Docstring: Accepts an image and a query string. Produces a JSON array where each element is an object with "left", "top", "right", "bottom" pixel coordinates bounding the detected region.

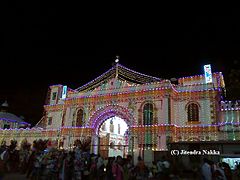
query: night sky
[{"left": 1, "top": 5, "right": 240, "bottom": 125}]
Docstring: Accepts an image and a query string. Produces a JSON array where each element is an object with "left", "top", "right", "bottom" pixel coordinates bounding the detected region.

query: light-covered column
[
  {"left": 91, "top": 134, "right": 99, "bottom": 155},
  {"left": 157, "top": 135, "right": 161, "bottom": 150},
  {"left": 160, "top": 135, "right": 167, "bottom": 150},
  {"left": 133, "top": 136, "right": 139, "bottom": 165}
]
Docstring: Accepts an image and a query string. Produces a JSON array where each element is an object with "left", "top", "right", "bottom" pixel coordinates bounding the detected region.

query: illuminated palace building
[{"left": 1, "top": 59, "right": 240, "bottom": 165}]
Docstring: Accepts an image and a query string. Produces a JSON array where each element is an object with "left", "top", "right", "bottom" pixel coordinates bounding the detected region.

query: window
[
  {"left": 76, "top": 109, "right": 84, "bottom": 127},
  {"left": 48, "top": 117, "right": 52, "bottom": 125},
  {"left": 187, "top": 103, "right": 199, "bottom": 121},
  {"left": 52, "top": 92, "right": 57, "bottom": 100},
  {"left": 144, "top": 131, "right": 152, "bottom": 147},
  {"left": 3, "top": 124, "right": 10, "bottom": 129},
  {"left": 143, "top": 103, "right": 153, "bottom": 125}
]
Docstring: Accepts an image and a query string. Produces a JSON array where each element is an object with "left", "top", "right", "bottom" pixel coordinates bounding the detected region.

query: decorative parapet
[
  {"left": 220, "top": 100, "right": 240, "bottom": 111},
  {"left": 61, "top": 126, "right": 93, "bottom": 136}
]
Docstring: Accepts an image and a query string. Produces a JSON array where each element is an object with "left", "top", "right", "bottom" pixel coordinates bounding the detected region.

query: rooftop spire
[
  {"left": 115, "top": 55, "right": 119, "bottom": 78},
  {"left": 115, "top": 55, "right": 119, "bottom": 63}
]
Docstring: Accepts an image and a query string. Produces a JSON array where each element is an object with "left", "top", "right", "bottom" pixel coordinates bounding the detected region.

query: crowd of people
[
  {"left": 0, "top": 144, "right": 171, "bottom": 179},
  {"left": 0, "top": 139, "right": 240, "bottom": 179},
  {"left": 200, "top": 157, "right": 240, "bottom": 180}
]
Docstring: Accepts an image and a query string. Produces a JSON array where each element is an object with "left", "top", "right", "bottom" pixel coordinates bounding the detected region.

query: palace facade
[{"left": 1, "top": 60, "right": 240, "bottom": 165}]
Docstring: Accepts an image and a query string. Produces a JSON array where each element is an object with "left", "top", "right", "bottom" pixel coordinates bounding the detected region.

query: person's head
[
  {"left": 203, "top": 158, "right": 208, "bottom": 163},
  {"left": 222, "top": 162, "right": 230, "bottom": 169},
  {"left": 117, "top": 155, "right": 122, "bottom": 161}
]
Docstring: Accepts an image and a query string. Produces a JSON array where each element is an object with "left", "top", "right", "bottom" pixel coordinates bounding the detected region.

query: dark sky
[{"left": 1, "top": 5, "right": 240, "bottom": 125}]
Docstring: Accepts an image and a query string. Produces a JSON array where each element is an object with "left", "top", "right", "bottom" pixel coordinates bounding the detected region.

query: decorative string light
[{"left": 0, "top": 63, "right": 238, "bottom": 154}]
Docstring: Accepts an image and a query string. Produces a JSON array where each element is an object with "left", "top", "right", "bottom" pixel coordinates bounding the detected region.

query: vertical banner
[
  {"left": 204, "top": 64, "right": 213, "bottom": 83},
  {"left": 62, "top": 85, "right": 67, "bottom": 99}
]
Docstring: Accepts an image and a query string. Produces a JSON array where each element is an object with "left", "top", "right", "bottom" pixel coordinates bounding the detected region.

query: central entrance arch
[
  {"left": 89, "top": 105, "right": 134, "bottom": 156},
  {"left": 98, "top": 116, "right": 128, "bottom": 158}
]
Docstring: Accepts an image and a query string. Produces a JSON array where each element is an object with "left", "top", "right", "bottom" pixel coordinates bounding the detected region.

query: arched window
[
  {"left": 187, "top": 103, "right": 199, "bottom": 121},
  {"left": 76, "top": 109, "right": 84, "bottom": 127},
  {"left": 143, "top": 103, "right": 153, "bottom": 125}
]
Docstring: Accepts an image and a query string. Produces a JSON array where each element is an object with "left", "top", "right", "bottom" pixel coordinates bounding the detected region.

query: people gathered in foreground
[{"left": 0, "top": 140, "right": 240, "bottom": 179}]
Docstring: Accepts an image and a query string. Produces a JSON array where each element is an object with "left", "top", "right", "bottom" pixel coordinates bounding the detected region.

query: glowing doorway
[{"left": 99, "top": 116, "right": 128, "bottom": 158}]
